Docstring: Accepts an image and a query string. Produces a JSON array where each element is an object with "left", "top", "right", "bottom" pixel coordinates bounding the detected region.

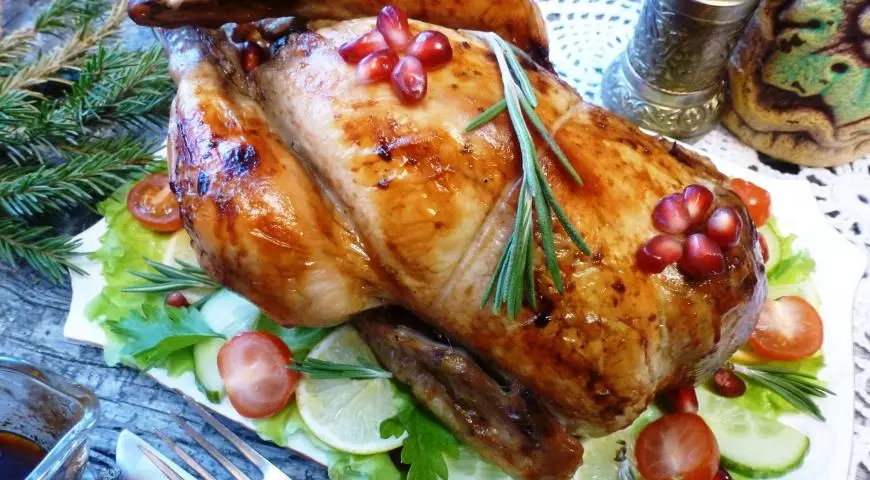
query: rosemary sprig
[
  {"left": 733, "top": 363, "right": 833, "bottom": 421},
  {"left": 123, "top": 258, "right": 221, "bottom": 294},
  {"left": 290, "top": 357, "right": 393, "bottom": 380},
  {"left": 469, "top": 33, "right": 590, "bottom": 319}
]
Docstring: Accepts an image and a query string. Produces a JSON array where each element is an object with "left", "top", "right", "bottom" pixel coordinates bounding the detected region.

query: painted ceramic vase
[{"left": 723, "top": 0, "right": 870, "bottom": 167}]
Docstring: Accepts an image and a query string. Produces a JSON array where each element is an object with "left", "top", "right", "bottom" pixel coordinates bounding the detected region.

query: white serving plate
[{"left": 64, "top": 159, "right": 867, "bottom": 479}]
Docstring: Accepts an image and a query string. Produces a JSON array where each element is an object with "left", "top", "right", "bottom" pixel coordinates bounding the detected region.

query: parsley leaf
[
  {"left": 380, "top": 394, "right": 459, "bottom": 480},
  {"left": 104, "top": 304, "right": 220, "bottom": 370}
]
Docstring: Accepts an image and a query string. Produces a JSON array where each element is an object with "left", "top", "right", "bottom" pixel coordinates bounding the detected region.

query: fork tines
[{"left": 144, "top": 393, "right": 292, "bottom": 480}]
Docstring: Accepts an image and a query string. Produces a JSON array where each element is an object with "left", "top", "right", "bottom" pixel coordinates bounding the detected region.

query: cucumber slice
[
  {"left": 194, "top": 338, "right": 226, "bottom": 403},
  {"left": 758, "top": 225, "right": 781, "bottom": 271},
  {"left": 698, "top": 389, "right": 809, "bottom": 478},
  {"left": 200, "top": 289, "right": 260, "bottom": 338}
]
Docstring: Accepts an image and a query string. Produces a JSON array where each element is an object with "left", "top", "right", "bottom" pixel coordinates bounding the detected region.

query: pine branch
[
  {"left": 0, "top": 0, "right": 125, "bottom": 99},
  {"left": 0, "top": 136, "right": 162, "bottom": 216},
  {"left": 0, "top": 30, "right": 37, "bottom": 70},
  {"left": 0, "top": 217, "right": 83, "bottom": 282},
  {"left": 0, "top": 0, "right": 175, "bottom": 284},
  {"left": 1, "top": 44, "right": 172, "bottom": 165}
]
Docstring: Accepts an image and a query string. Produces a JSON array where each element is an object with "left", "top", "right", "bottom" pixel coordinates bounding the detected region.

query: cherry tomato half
[
  {"left": 635, "top": 413, "right": 720, "bottom": 480},
  {"left": 127, "top": 173, "right": 182, "bottom": 233},
  {"left": 217, "top": 332, "right": 299, "bottom": 419},
  {"left": 748, "top": 296, "right": 823, "bottom": 361},
  {"left": 730, "top": 178, "right": 771, "bottom": 227}
]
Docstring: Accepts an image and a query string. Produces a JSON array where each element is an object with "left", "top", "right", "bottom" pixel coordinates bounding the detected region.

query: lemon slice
[
  {"left": 296, "top": 326, "right": 406, "bottom": 454},
  {"left": 162, "top": 230, "right": 199, "bottom": 266}
]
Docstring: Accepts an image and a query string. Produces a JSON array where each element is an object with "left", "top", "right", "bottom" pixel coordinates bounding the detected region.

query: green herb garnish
[
  {"left": 290, "top": 357, "right": 393, "bottom": 380},
  {"left": 103, "top": 303, "right": 220, "bottom": 370},
  {"left": 467, "top": 33, "right": 590, "bottom": 319},
  {"left": 123, "top": 258, "right": 220, "bottom": 295},
  {"left": 733, "top": 363, "right": 833, "bottom": 421},
  {"left": 380, "top": 393, "right": 459, "bottom": 480}
]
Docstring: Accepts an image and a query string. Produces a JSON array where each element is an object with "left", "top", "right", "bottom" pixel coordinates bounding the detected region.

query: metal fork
[{"left": 140, "top": 393, "right": 292, "bottom": 480}]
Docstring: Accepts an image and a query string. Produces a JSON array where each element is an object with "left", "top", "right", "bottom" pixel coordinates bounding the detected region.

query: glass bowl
[{"left": 0, "top": 356, "right": 99, "bottom": 480}]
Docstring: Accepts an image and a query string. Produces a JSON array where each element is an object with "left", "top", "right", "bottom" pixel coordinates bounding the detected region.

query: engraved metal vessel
[{"left": 602, "top": 0, "right": 759, "bottom": 138}]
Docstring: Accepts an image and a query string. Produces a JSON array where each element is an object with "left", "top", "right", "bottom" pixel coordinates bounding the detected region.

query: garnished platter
[
  {"left": 58, "top": 2, "right": 868, "bottom": 479},
  {"left": 64, "top": 148, "right": 866, "bottom": 479}
]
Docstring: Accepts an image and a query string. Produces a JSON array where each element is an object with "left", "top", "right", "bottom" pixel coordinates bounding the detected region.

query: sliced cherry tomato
[
  {"left": 217, "top": 332, "right": 299, "bottom": 419},
  {"left": 127, "top": 173, "right": 182, "bottom": 233},
  {"left": 730, "top": 178, "right": 771, "bottom": 226},
  {"left": 748, "top": 296, "right": 823, "bottom": 361},
  {"left": 635, "top": 413, "right": 720, "bottom": 480}
]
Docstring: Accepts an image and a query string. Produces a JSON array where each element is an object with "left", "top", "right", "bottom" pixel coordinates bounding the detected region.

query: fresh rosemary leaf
[
  {"left": 517, "top": 93, "right": 583, "bottom": 185},
  {"left": 465, "top": 99, "right": 506, "bottom": 132},
  {"left": 533, "top": 180, "right": 563, "bottom": 293},
  {"left": 123, "top": 258, "right": 220, "bottom": 294},
  {"left": 470, "top": 33, "right": 591, "bottom": 318},
  {"left": 534, "top": 161, "right": 592, "bottom": 256},
  {"left": 733, "top": 363, "right": 832, "bottom": 421},
  {"left": 496, "top": 36, "right": 537, "bottom": 108},
  {"left": 290, "top": 357, "right": 393, "bottom": 380}
]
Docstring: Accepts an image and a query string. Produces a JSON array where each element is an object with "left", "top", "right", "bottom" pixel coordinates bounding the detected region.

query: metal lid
[{"left": 662, "top": 0, "right": 759, "bottom": 23}]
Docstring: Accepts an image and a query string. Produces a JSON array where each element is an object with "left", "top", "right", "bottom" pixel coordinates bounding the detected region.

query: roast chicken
[{"left": 133, "top": 1, "right": 767, "bottom": 477}]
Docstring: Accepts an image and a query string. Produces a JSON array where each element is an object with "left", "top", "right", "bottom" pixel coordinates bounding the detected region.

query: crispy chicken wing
[{"left": 154, "top": 5, "right": 766, "bottom": 477}]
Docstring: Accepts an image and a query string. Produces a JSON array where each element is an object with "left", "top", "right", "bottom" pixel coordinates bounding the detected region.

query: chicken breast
[{"left": 156, "top": 8, "right": 766, "bottom": 477}]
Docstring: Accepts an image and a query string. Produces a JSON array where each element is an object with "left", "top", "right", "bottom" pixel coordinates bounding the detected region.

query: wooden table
[{"left": 1, "top": 1, "right": 327, "bottom": 478}]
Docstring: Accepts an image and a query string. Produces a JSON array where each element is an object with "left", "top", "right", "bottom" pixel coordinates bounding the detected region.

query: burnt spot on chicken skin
[{"left": 355, "top": 308, "right": 583, "bottom": 480}]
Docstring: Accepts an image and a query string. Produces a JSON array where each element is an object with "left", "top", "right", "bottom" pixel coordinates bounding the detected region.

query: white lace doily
[{"left": 536, "top": 0, "right": 870, "bottom": 477}]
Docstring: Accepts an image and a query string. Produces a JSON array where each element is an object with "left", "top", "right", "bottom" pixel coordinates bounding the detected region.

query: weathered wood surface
[{"left": 1, "top": 2, "right": 328, "bottom": 478}]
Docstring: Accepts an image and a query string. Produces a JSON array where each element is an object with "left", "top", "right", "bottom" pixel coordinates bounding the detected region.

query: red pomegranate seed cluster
[
  {"left": 637, "top": 184, "right": 742, "bottom": 277},
  {"left": 338, "top": 5, "right": 453, "bottom": 103}
]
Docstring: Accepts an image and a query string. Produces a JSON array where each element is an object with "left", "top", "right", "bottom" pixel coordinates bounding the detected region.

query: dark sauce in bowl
[{"left": 0, "top": 431, "right": 46, "bottom": 480}]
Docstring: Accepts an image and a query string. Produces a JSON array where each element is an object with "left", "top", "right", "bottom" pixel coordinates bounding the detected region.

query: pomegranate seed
[
  {"left": 636, "top": 235, "right": 683, "bottom": 273},
  {"left": 356, "top": 49, "right": 399, "bottom": 84},
  {"left": 377, "top": 5, "right": 412, "bottom": 51},
  {"left": 658, "top": 386, "right": 699, "bottom": 413},
  {"left": 714, "top": 467, "right": 733, "bottom": 480},
  {"left": 241, "top": 42, "right": 267, "bottom": 73},
  {"left": 339, "top": 30, "right": 388, "bottom": 64},
  {"left": 165, "top": 291, "right": 190, "bottom": 308},
  {"left": 706, "top": 206, "right": 742, "bottom": 248},
  {"left": 682, "top": 184, "right": 714, "bottom": 225},
  {"left": 652, "top": 193, "right": 691, "bottom": 234},
  {"left": 391, "top": 56, "right": 427, "bottom": 104},
  {"left": 680, "top": 233, "right": 726, "bottom": 277},
  {"left": 406, "top": 30, "right": 453, "bottom": 69},
  {"left": 712, "top": 368, "right": 746, "bottom": 398},
  {"left": 759, "top": 234, "right": 770, "bottom": 263}
]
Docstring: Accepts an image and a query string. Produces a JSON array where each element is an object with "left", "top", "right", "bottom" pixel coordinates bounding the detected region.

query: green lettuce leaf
[
  {"left": 85, "top": 184, "right": 175, "bottom": 364},
  {"left": 104, "top": 304, "right": 220, "bottom": 370},
  {"left": 380, "top": 392, "right": 459, "bottom": 480},
  {"left": 164, "top": 347, "right": 196, "bottom": 378},
  {"left": 328, "top": 453, "right": 402, "bottom": 480},
  {"left": 765, "top": 218, "right": 815, "bottom": 286}
]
